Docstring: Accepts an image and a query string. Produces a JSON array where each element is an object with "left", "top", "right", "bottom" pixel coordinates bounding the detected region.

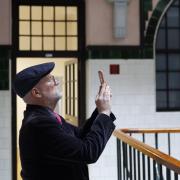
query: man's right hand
[{"left": 95, "top": 83, "right": 111, "bottom": 116}]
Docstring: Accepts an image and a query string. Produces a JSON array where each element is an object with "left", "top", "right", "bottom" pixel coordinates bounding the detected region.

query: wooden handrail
[
  {"left": 113, "top": 129, "right": 180, "bottom": 174},
  {"left": 121, "top": 128, "right": 180, "bottom": 134}
]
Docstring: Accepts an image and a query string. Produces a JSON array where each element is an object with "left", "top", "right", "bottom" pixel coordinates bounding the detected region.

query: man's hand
[{"left": 95, "top": 83, "right": 111, "bottom": 116}]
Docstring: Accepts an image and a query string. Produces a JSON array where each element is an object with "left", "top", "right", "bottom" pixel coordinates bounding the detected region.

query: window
[
  {"left": 19, "top": 5, "right": 78, "bottom": 51},
  {"left": 156, "top": 0, "right": 180, "bottom": 110},
  {"left": 65, "top": 60, "right": 78, "bottom": 126}
]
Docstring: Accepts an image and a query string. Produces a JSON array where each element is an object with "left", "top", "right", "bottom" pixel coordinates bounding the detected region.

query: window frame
[{"left": 156, "top": 0, "right": 180, "bottom": 111}]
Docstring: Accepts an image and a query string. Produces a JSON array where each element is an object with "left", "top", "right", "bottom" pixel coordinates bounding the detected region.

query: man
[{"left": 13, "top": 62, "right": 116, "bottom": 180}]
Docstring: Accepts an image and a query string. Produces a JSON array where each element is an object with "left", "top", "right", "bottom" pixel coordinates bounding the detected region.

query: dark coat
[{"left": 19, "top": 104, "right": 116, "bottom": 180}]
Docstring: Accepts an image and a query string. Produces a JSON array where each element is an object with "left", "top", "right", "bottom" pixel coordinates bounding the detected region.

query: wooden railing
[{"left": 114, "top": 128, "right": 180, "bottom": 180}]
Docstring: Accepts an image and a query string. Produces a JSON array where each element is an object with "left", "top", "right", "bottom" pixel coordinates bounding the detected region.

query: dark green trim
[
  {"left": 145, "top": 0, "right": 171, "bottom": 47},
  {"left": 86, "top": 46, "right": 153, "bottom": 59},
  {"left": 0, "top": 46, "right": 11, "bottom": 90},
  {"left": 144, "top": 0, "right": 153, "bottom": 20}
]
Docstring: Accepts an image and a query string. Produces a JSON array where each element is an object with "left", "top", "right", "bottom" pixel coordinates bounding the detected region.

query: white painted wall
[
  {"left": 86, "top": 59, "right": 180, "bottom": 180},
  {"left": 0, "top": 91, "right": 11, "bottom": 180}
]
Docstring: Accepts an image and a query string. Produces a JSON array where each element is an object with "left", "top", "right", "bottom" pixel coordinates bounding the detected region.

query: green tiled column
[{"left": 0, "top": 47, "right": 10, "bottom": 90}]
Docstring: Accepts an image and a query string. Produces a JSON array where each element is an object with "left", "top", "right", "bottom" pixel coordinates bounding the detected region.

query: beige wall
[
  {"left": 0, "top": 0, "right": 140, "bottom": 46},
  {"left": 86, "top": 0, "right": 140, "bottom": 45},
  {"left": 0, "top": 0, "right": 11, "bottom": 45}
]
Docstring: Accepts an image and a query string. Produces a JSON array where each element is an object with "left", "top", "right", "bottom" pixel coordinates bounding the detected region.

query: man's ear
[{"left": 31, "top": 88, "right": 42, "bottom": 98}]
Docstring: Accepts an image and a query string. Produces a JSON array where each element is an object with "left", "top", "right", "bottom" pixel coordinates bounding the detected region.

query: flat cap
[{"left": 13, "top": 62, "right": 55, "bottom": 98}]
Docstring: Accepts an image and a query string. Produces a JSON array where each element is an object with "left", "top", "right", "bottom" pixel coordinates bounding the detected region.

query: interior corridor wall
[{"left": 86, "top": 59, "right": 180, "bottom": 180}]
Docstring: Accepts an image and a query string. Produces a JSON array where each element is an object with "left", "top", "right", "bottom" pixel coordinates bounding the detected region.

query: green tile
[{"left": 0, "top": 47, "right": 10, "bottom": 90}]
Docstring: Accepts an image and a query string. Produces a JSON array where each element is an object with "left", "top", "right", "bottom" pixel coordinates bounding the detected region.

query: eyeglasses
[{"left": 48, "top": 75, "right": 59, "bottom": 86}]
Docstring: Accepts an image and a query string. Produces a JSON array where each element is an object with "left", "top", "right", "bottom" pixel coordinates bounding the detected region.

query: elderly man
[{"left": 13, "top": 62, "right": 116, "bottom": 180}]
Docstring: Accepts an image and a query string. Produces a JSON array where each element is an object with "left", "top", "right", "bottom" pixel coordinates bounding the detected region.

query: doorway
[
  {"left": 12, "top": 1, "right": 85, "bottom": 179},
  {"left": 16, "top": 57, "right": 78, "bottom": 180}
]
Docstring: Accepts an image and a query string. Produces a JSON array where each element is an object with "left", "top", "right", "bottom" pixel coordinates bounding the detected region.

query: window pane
[
  {"left": 67, "top": 7, "right": 77, "bottom": 20},
  {"left": 67, "top": 97, "right": 69, "bottom": 114},
  {"left": 31, "top": 6, "right": 42, "bottom": 20},
  {"left": 55, "top": 22, "right": 65, "bottom": 35},
  {"left": 156, "top": 54, "right": 166, "bottom": 71},
  {"left": 71, "top": 82, "right": 74, "bottom": 99},
  {"left": 19, "top": 6, "right": 30, "bottom": 20},
  {"left": 167, "top": 7, "right": 179, "bottom": 27},
  {"left": 19, "top": 36, "right": 30, "bottom": 50},
  {"left": 67, "top": 81, "right": 69, "bottom": 98},
  {"left": 67, "top": 37, "right": 77, "bottom": 50},
  {"left": 43, "top": 22, "right": 54, "bottom": 35},
  {"left": 169, "top": 72, "right": 180, "bottom": 89},
  {"left": 67, "top": 66, "right": 69, "bottom": 81},
  {"left": 159, "top": 17, "right": 166, "bottom": 28},
  {"left": 156, "top": 73, "right": 167, "bottom": 89},
  {"left": 32, "top": 21, "right": 42, "bottom": 35},
  {"left": 75, "top": 99, "right": 78, "bottom": 117},
  {"left": 174, "top": 0, "right": 179, "bottom": 5},
  {"left": 71, "top": 98, "right": 73, "bottom": 115},
  {"left": 168, "top": 29, "right": 180, "bottom": 49},
  {"left": 71, "top": 64, "right": 74, "bottom": 80},
  {"left": 67, "top": 22, "right": 77, "bottom": 35},
  {"left": 55, "top": 7, "right": 65, "bottom": 20},
  {"left": 156, "top": 91, "right": 167, "bottom": 109},
  {"left": 43, "top": 37, "right": 54, "bottom": 50},
  {"left": 156, "top": 29, "right": 166, "bottom": 49},
  {"left": 75, "top": 81, "right": 77, "bottom": 98},
  {"left": 55, "top": 37, "right": 66, "bottom": 50},
  {"left": 156, "top": 0, "right": 180, "bottom": 111},
  {"left": 168, "top": 54, "right": 180, "bottom": 71},
  {"left": 18, "top": 5, "right": 79, "bottom": 53},
  {"left": 32, "top": 37, "right": 42, "bottom": 50},
  {"left": 75, "top": 63, "right": 77, "bottom": 80},
  {"left": 65, "top": 97, "right": 68, "bottom": 114},
  {"left": 169, "top": 91, "right": 180, "bottom": 108},
  {"left": 19, "top": 21, "right": 30, "bottom": 35},
  {"left": 43, "top": 6, "right": 54, "bottom": 20}
]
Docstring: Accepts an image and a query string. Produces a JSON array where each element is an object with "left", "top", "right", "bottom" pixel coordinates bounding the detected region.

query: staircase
[{"left": 114, "top": 128, "right": 180, "bottom": 179}]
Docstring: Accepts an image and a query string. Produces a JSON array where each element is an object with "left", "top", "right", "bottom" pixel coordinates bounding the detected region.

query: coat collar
[{"left": 25, "top": 104, "right": 54, "bottom": 117}]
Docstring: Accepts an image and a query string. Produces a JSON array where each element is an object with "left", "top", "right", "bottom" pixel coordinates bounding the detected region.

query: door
[{"left": 12, "top": 2, "right": 85, "bottom": 179}]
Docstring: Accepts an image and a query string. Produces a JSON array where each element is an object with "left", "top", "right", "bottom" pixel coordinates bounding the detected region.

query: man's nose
[{"left": 54, "top": 78, "right": 59, "bottom": 86}]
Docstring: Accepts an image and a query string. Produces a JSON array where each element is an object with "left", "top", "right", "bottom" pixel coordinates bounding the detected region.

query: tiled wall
[
  {"left": 0, "top": 91, "right": 11, "bottom": 180},
  {"left": 1, "top": 58, "right": 180, "bottom": 180},
  {"left": 86, "top": 59, "right": 180, "bottom": 180}
]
